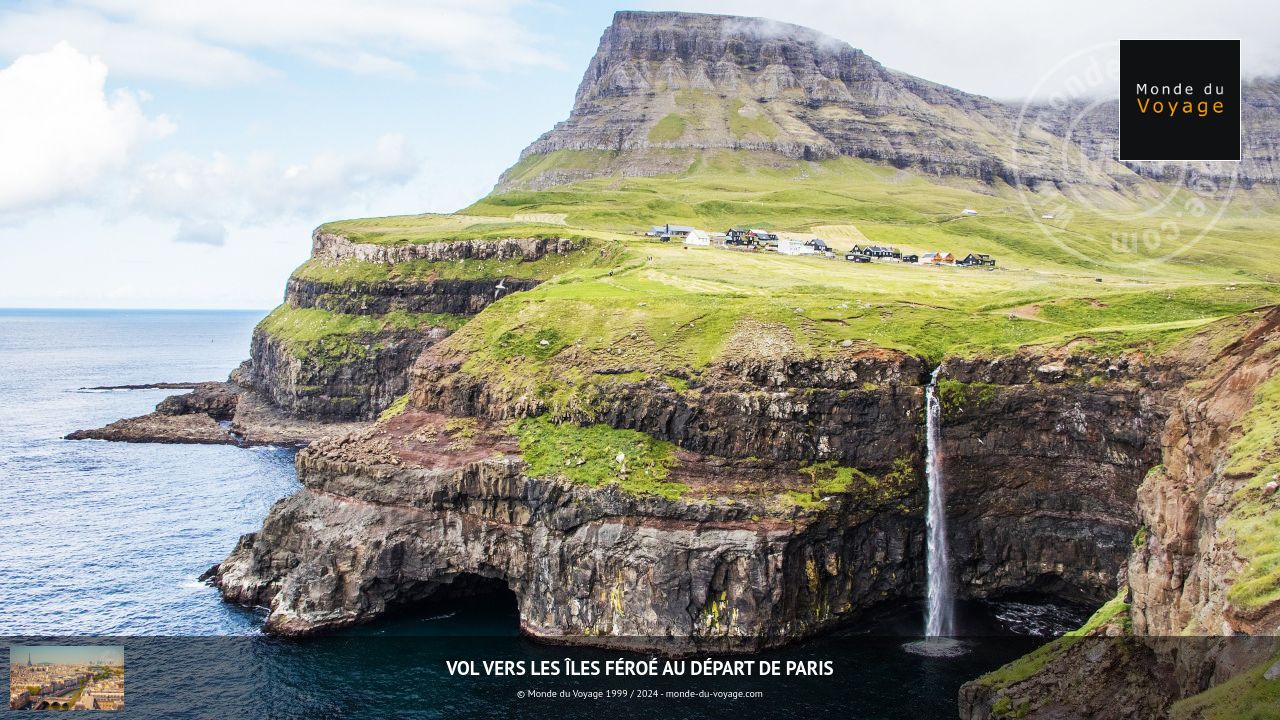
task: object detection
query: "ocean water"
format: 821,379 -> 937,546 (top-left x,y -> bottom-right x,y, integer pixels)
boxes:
0,309 -> 1088,719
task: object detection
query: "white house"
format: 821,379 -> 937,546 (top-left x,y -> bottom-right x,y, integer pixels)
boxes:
683,229 -> 711,246
776,237 -> 815,256
961,208 -> 979,216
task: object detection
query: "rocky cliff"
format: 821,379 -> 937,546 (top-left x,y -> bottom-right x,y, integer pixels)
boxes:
211,407 -> 925,651
207,323 -> 1211,653
498,11 -> 1277,194
939,352 -> 1181,605
234,232 -> 585,421
67,230 -> 591,442
499,11 -> 1107,191
959,307 -> 1280,719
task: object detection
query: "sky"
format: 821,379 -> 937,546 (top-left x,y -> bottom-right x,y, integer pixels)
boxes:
0,0 -> 1276,309
11,645 -> 124,665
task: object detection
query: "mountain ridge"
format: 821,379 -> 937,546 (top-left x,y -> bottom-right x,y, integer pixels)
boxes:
497,10 -> 1276,193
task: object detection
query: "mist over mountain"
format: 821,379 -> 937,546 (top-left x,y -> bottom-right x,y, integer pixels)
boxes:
499,11 -> 1277,193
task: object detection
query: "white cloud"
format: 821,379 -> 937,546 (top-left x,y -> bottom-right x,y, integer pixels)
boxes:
0,0 -> 560,85
0,42 -> 173,215
129,133 -> 420,235
173,219 -> 227,246
0,8 -> 271,85
0,42 -> 420,240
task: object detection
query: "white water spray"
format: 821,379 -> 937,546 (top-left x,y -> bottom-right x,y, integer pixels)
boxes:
924,366 -> 954,638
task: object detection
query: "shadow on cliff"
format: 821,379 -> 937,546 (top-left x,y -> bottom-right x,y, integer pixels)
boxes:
341,573 -> 521,637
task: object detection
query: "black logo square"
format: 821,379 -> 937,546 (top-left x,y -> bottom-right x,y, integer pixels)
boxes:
1119,40 -> 1240,161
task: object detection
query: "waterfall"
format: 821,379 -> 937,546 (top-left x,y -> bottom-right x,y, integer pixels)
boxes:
923,365 -> 954,638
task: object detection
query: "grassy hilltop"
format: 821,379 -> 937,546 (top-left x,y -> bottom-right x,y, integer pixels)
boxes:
310,153 -> 1280,395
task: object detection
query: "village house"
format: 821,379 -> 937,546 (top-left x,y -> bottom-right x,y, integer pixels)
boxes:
849,244 -> 900,259
724,227 -> 778,246
776,236 -> 815,256
683,229 -> 711,246
957,253 -> 996,267
805,238 -> 833,254
920,251 -> 956,265
647,224 -> 695,242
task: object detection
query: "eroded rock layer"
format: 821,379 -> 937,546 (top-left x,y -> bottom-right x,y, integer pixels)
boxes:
211,411 -> 925,652
959,307 -> 1280,719
208,335 -> 1207,652
939,352 -> 1180,604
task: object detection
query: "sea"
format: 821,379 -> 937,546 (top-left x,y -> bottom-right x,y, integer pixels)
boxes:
0,309 -> 1089,719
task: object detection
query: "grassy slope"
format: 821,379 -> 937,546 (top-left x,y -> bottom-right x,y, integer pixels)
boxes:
257,306 -> 467,366
1169,649 -> 1280,720
1224,372 -> 1280,613
312,153 -> 1280,692
972,588 -> 1131,692
307,153 -> 1280,419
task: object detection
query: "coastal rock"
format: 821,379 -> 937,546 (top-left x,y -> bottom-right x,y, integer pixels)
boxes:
239,324 -> 450,421
211,412 -> 924,652
66,383 -> 368,447
285,276 -> 541,316
155,382 -> 239,419
958,307 -> 1280,719
310,232 -> 583,265
938,351 -> 1178,604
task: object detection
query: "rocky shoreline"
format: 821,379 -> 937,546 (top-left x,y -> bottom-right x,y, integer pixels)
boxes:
67,381 -> 369,447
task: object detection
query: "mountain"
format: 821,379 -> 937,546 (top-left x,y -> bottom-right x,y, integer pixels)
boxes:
499,10 -> 1276,193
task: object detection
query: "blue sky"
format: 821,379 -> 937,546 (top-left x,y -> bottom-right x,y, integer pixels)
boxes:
11,644 -> 123,665
0,0 -> 1275,308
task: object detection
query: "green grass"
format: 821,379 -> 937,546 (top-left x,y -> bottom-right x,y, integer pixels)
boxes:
259,306 -> 467,345
649,113 -> 689,143
291,239 -> 625,284
782,457 -> 916,509
727,98 -> 779,139
257,306 -> 467,366
464,151 -> 1280,282
1169,650 -> 1280,720
1223,373 -> 1280,612
514,416 -> 686,500
378,393 -> 411,422
318,213 -> 590,246
308,152 -> 1280,416
975,587 -> 1131,692
936,379 -> 998,417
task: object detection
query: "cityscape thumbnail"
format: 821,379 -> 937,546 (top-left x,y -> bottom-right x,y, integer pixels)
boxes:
9,646 -> 123,711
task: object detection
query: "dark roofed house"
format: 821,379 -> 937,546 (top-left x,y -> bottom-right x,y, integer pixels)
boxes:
958,253 -> 996,267
863,245 -> 899,258
649,224 -> 694,235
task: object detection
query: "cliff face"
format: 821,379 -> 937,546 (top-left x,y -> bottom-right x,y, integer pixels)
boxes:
939,353 -> 1179,604
212,406 -> 925,651
499,11 -> 1110,191
959,308 -> 1280,720
208,331 -> 1202,651
412,348 -> 927,470
235,232 -> 584,421
498,11 -> 1278,193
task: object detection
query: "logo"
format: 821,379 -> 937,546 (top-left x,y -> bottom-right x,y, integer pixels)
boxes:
1119,40 -> 1240,161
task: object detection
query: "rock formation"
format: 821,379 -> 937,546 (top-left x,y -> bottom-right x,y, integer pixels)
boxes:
959,307 -> 1280,718
498,11 -> 1276,193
